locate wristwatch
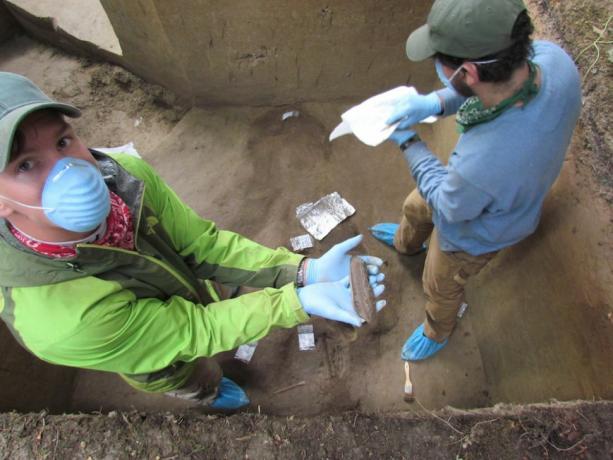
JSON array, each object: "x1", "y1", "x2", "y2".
[
  {"x1": 296, "y1": 258, "x2": 309, "y2": 287},
  {"x1": 399, "y1": 133, "x2": 421, "y2": 151}
]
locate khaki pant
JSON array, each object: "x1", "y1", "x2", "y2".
[{"x1": 394, "y1": 189, "x2": 497, "y2": 342}]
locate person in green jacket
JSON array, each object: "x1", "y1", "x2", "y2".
[{"x1": 0, "y1": 72, "x2": 385, "y2": 410}]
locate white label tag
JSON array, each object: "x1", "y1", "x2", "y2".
[
  {"x1": 234, "y1": 342, "x2": 258, "y2": 363},
  {"x1": 297, "y1": 324, "x2": 316, "y2": 351}
]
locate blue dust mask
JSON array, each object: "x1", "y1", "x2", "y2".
[
  {"x1": 42, "y1": 157, "x2": 111, "y2": 232},
  {"x1": 0, "y1": 157, "x2": 111, "y2": 232},
  {"x1": 435, "y1": 59, "x2": 455, "y2": 90}
]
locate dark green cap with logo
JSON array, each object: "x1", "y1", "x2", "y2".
[
  {"x1": 0, "y1": 72, "x2": 80, "y2": 172},
  {"x1": 406, "y1": 0, "x2": 527, "y2": 61}
]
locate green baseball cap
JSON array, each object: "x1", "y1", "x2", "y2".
[
  {"x1": 406, "y1": 0, "x2": 527, "y2": 61},
  {"x1": 0, "y1": 71, "x2": 80, "y2": 172}
]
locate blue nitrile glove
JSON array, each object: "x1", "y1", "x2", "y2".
[
  {"x1": 305, "y1": 234, "x2": 383, "y2": 285},
  {"x1": 401, "y1": 323, "x2": 448, "y2": 361},
  {"x1": 298, "y1": 276, "x2": 386, "y2": 327},
  {"x1": 386, "y1": 91, "x2": 442, "y2": 130},
  {"x1": 208, "y1": 377, "x2": 250, "y2": 410}
]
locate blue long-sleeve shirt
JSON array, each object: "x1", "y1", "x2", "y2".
[{"x1": 404, "y1": 41, "x2": 581, "y2": 255}]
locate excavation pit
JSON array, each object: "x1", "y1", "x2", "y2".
[{"x1": 0, "y1": 0, "x2": 611, "y2": 457}]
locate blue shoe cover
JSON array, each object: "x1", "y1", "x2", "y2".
[
  {"x1": 370, "y1": 223, "x2": 427, "y2": 254},
  {"x1": 209, "y1": 377, "x2": 250, "y2": 410},
  {"x1": 369, "y1": 223, "x2": 399, "y2": 247},
  {"x1": 401, "y1": 324, "x2": 448, "y2": 361}
]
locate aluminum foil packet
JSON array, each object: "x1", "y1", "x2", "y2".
[
  {"x1": 290, "y1": 234, "x2": 314, "y2": 252},
  {"x1": 234, "y1": 342, "x2": 258, "y2": 363},
  {"x1": 296, "y1": 192, "x2": 355, "y2": 240}
]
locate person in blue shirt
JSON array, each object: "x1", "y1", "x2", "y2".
[{"x1": 370, "y1": 0, "x2": 581, "y2": 360}]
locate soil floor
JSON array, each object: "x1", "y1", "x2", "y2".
[{"x1": 0, "y1": 0, "x2": 611, "y2": 457}]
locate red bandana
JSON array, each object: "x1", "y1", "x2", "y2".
[{"x1": 10, "y1": 192, "x2": 135, "y2": 259}]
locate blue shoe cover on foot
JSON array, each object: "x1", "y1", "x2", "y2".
[
  {"x1": 209, "y1": 377, "x2": 250, "y2": 410},
  {"x1": 370, "y1": 223, "x2": 427, "y2": 254},
  {"x1": 369, "y1": 223, "x2": 399, "y2": 247},
  {"x1": 401, "y1": 324, "x2": 448, "y2": 361}
]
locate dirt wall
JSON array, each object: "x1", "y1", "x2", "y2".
[
  {"x1": 0, "y1": 1, "x2": 19, "y2": 43},
  {"x1": 99, "y1": 0, "x2": 436, "y2": 106},
  {"x1": 1, "y1": 401, "x2": 611, "y2": 459},
  {"x1": 4, "y1": 1, "x2": 121, "y2": 64}
]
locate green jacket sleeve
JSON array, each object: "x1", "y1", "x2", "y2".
[
  {"x1": 113, "y1": 154, "x2": 303, "y2": 288},
  {"x1": 8, "y1": 277, "x2": 308, "y2": 376}
]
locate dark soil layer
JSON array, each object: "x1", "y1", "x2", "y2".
[{"x1": 1, "y1": 401, "x2": 611, "y2": 459}]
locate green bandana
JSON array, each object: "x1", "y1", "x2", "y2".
[{"x1": 456, "y1": 61, "x2": 539, "y2": 133}]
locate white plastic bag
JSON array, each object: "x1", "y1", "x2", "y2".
[
  {"x1": 329, "y1": 86, "x2": 436, "y2": 147},
  {"x1": 93, "y1": 142, "x2": 142, "y2": 158}
]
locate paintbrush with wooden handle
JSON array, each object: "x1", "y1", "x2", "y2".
[{"x1": 404, "y1": 361, "x2": 414, "y2": 402}]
